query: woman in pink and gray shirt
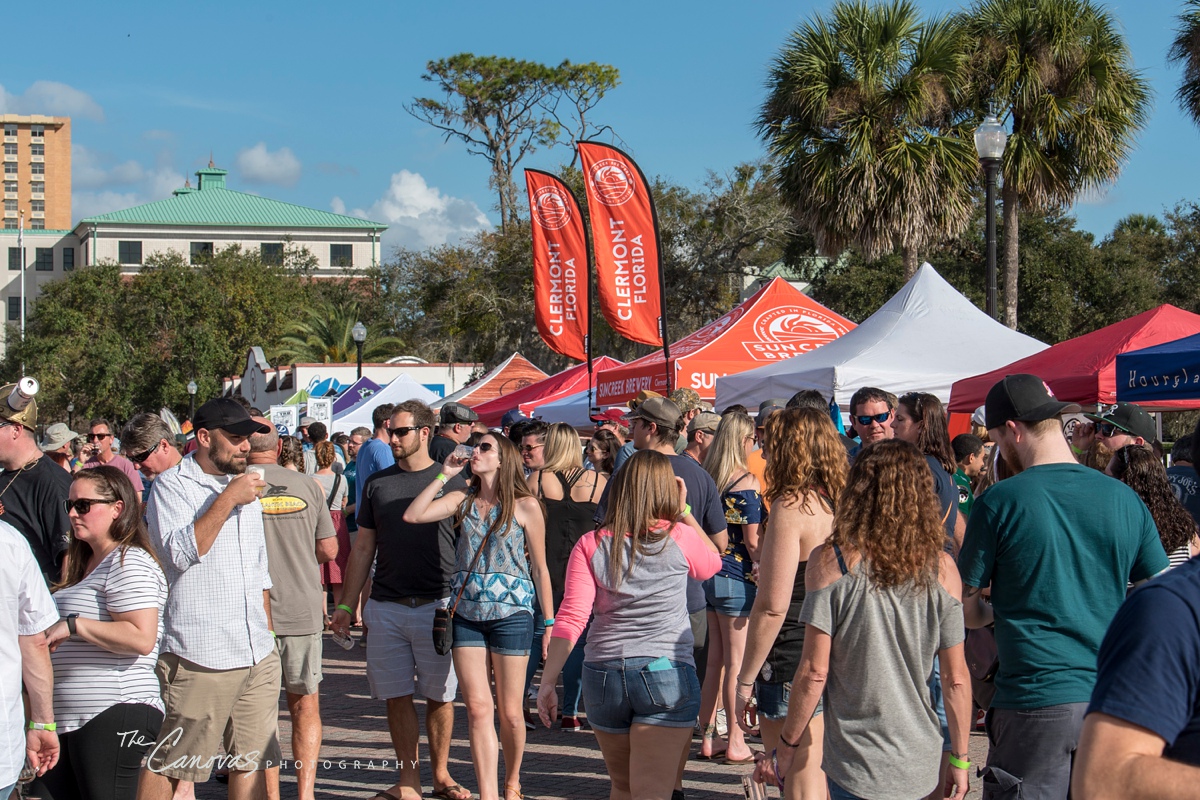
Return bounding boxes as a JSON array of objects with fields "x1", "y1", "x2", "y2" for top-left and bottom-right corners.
[{"x1": 537, "y1": 450, "x2": 721, "y2": 799}]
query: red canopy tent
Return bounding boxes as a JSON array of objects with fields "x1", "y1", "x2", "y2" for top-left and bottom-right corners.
[
  {"x1": 949, "y1": 305, "x2": 1200, "y2": 413},
  {"x1": 468, "y1": 356, "x2": 624, "y2": 428},
  {"x1": 595, "y1": 278, "x2": 855, "y2": 404}
]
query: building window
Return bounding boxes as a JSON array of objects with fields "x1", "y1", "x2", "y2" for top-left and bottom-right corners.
[
  {"x1": 62, "y1": 247, "x2": 74, "y2": 271},
  {"x1": 34, "y1": 248, "x2": 52, "y2": 271},
  {"x1": 29, "y1": 220, "x2": 43, "y2": 230},
  {"x1": 330, "y1": 244, "x2": 353, "y2": 267},
  {"x1": 2, "y1": 144, "x2": 15, "y2": 156},
  {"x1": 3, "y1": 201, "x2": 14, "y2": 213},
  {"x1": 190, "y1": 242, "x2": 214, "y2": 263},
  {"x1": 30, "y1": 144, "x2": 43, "y2": 157},
  {"x1": 30, "y1": 163, "x2": 44, "y2": 175},
  {"x1": 30, "y1": 201, "x2": 43, "y2": 212},
  {"x1": 2, "y1": 125, "x2": 15, "y2": 137},
  {"x1": 30, "y1": 182, "x2": 43, "y2": 194},
  {"x1": 260, "y1": 243, "x2": 284, "y2": 265},
  {"x1": 7, "y1": 298, "x2": 18, "y2": 322},
  {"x1": 8, "y1": 248, "x2": 21, "y2": 271},
  {"x1": 30, "y1": 125, "x2": 43, "y2": 138},
  {"x1": 3, "y1": 182, "x2": 14, "y2": 194},
  {"x1": 118, "y1": 241, "x2": 143, "y2": 265},
  {"x1": 3, "y1": 164, "x2": 15, "y2": 175}
]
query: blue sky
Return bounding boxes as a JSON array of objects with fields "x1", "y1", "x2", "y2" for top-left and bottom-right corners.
[{"x1": 3, "y1": 0, "x2": 1195, "y2": 254}]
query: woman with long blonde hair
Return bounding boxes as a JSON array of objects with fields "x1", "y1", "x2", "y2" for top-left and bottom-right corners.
[
  {"x1": 537, "y1": 450, "x2": 721, "y2": 799},
  {"x1": 734, "y1": 407, "x2": 848, "y2": 798},
  {"x1": 405, "y1": 433, "x2": 555, "y2": 800},
  {"x1": 526, "y1": 422, "x2": 607, "y2": 731},
  {"x1": 764, "y1": 441, "x2": 972, "y2": 800},
  {"x1": 696, "y1": 411, "x2": 763, "y2": 763}
]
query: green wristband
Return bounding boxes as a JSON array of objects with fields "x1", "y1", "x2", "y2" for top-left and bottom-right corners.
[
  {"x1": 436, "y1": 472, "x2": 449, "y2": 483},
  {"x1": 336, "y1": 603, "x2": 355, "y2": 615},
  {"x1": 948, "y1": 753, "x2": 970, "y2": 770},
  {"x1": 683, "y1": 503, "x2": 692, "y2": 517},
  {"x1": 28, "y1": 721, "x2": 56, "y2": 731}
]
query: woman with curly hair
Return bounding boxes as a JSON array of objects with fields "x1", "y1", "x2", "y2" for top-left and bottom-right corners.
[
  {"x1": 765, "y1": 440, "x2": 972, "y2": 800},
  {"x1": 734, "y1": 407, "x2": 848, "y2": 799},
  {"x1": 279, "y1": 436, "x2": 305, "y2": 471},
  {"x1": 1109, "y1": 445, "x2": 1199, "y2": 569}
]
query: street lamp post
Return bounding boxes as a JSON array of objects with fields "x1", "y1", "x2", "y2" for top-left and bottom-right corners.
[
  {"x1": 67, "y1": 402, "x2": 74, "y2": 430},
  {"x1": 187, "y1": 380, "x2": 197, "y2": 422},
  {"x1": 351, "y1": 322, "x2": 367, "y2": 380},
  {"x1": 974, "y1": 112, "x2": 1008, "y2": 322}
]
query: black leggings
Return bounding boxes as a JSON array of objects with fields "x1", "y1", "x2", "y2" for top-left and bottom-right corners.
[{"x1": 28, "y1": 702, "x2": 163, "y2": 800}]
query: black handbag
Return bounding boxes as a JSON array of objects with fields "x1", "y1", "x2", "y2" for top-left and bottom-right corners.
[{"x1": 433, "y1": 517, "x2": 493, "y2": 656}]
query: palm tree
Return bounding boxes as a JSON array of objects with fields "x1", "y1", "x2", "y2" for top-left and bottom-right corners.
[
  {"x1": 1169, "y1": 0, "x2": 1200, "y2": 126},
  {"x1": 272, "y1": 304, "x2": 404, "y2": 365},
  {"x1": 963, "y1": 0, "x2": 1150, "y2": 328},
  {"x1": 758, "y1": 0, "x2": 980, "y2": 279}
]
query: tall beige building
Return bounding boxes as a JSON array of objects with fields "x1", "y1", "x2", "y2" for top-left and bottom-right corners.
[{"x1": 1, "y1": 115, "x2": 71, "y2": 231}]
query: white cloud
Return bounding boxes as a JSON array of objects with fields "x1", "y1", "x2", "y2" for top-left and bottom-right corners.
[
  {"x1": 341, "y1": 170, "x2": 491, "y2": 251},
  {"x1": 71, "y1": 144, "x2": 184, "y2": 220},
  {"x1": 236, "y1": 142, "x2": 301, "y2": 187},
  {"x1": 0, "y1": 81, "x2": 104, "y2": 121}
]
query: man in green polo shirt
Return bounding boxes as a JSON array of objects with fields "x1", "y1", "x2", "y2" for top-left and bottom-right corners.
[
  {"x1": 951, "y1": 433, "x2": 986, "y2": 518},
  {"x1": 958, "y1": 374, "x2": 1169, "y2": 800}
]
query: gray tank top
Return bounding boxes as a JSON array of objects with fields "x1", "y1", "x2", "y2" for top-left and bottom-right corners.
[{"x1": 799, "y1": 545, "x2": 964, "y2": 799}]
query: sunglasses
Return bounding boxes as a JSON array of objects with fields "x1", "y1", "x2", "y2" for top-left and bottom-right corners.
[
  {"x1": 66, "y1": 497, "x2": 114, "y2": 514},
  {"x1": 387, "y1": 425, "x2": 427, "y2": 438},
  {"x1": 854, "y1": 412, "x2": 891, "y2": 426},
  {"x1": 519, "y1": 443, "x2": 543, "y2": 454},
  {"x1": 1095, "y1": 422, "x2": 1123, "y2": 438},
  {"x1": 128, "y1": 441, "x2": 161, "y2": 465},
  {"x1": 86, "y1": 433, "x2": 112, "y2": 441},
  {"x1": 476, "y1": 442, "x2": 495, "y2": 453}
]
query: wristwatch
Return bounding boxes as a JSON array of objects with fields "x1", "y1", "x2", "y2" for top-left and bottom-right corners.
[{"x1": 65, "y1": 613, "x2": 79, "y2": 638}]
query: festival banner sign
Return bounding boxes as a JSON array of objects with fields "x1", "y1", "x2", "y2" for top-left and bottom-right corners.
[
  {"x1": 526, "y1": 170, "x2": 589, "y2": 362},
  {"x1": 577, "y1": 141, "x2": 664, "y2": 347}
]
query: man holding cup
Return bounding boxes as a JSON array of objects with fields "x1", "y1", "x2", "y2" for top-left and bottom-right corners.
[{"x1": 137, "y1": 398, "x2": 282, "y2": 800}]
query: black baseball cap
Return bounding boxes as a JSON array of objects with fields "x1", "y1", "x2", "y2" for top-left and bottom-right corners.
[
  {"x1": 1085, "y1": 402, "x2": 1156, "y2": 443},
  {"x1": 193, "y1": 398, "x2": 272, "y2": 436},
  {"x1": 984, "y1": 374, "x2": 1081, "y2": 430}
]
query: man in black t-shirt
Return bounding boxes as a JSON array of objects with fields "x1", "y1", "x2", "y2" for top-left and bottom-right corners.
[
  {"x1": 330, "y1": 400, "x2": 471, "y2": 800},
  {"x1": 1165, "y1": 434, "x2": 1200, "y2": 527},
  {"x1": 0, "y1": 382, "x2": 71, "y2": 582},
  {"x1": 428, "y1": 402, "x2": 477, "y2": 464}
]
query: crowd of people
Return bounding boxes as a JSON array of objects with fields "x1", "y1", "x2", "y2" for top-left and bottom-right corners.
[{"x1": 2, "y1": 373, "x2": 1199, "y2": 800}]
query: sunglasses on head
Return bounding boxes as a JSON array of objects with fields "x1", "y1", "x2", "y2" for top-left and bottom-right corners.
[
  {"x1": 86, "y1": 433, "x2": 112, "y2": 441},
  {"x1": 854, "y1": 412, "x2": 891, "y2": 426},
  {"x1": 66, "y1": 497, "x2": 113, "y2": 514},
  {"x1": 387, "y1": 425, "x2": 427, "y2": 438},
  {"x1": 128, "y1": 441, "x2": 161, "y2": 465}
]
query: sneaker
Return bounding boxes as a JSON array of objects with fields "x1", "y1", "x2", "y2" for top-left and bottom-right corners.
[
  {"x1": 716, "y1": 707, "x2": 728, "y2": 737},
  {"x1": 671, "y1": 791, "x2": 686, "y2": 800},
  {"x1": 560, "y1": 715, "x2": 590, "y2": 732}
]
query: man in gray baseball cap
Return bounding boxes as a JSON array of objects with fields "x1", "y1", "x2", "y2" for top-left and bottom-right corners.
[{"x1": 429, "y1": 402, "x2": 478, "y2": 464}]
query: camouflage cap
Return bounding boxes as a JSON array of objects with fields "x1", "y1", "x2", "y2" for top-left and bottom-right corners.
[{"x1": 668, "y1": 387, "x2": 702, "y2": 415}]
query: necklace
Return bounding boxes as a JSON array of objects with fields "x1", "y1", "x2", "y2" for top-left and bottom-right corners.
[{"x1": 0, "y1": 456, "x2": 40, "y2": 516}]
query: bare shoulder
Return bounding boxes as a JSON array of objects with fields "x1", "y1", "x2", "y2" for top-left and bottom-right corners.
[
  {"x1": 937, "y1": 551, "x2": 963, "y2": 596},
  {"x1": 730, "y1": 472, "x2": 760, "y2": 492},
  {"x1": 804, "y1": 543, "x2": 846, "y2": 591}
]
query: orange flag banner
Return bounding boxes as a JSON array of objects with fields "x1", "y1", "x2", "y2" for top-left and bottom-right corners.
[
  {"x1": 577, "y1": 141, "x2": 664, "y2": 347},
  {"x1": 526, "y1": 170, "x2": 589, "y2": 361}
]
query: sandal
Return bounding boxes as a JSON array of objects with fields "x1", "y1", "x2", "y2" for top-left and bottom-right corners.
[
  {"x1": 696, "y1": 723, "x2": 726, "y2": 761},
  {"x1": 431, "y1": 786, "x2": 472, "y2": 800},
  {"x1": 505, "y1": 785, "x2": 524, "y2": 799}
]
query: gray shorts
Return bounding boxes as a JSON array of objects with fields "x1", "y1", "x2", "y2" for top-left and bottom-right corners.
[
  {"x1": 276, "y1": 633, "x2": 323, "y2": 695},
  {"x1": 363, "y1": 598, "x2": 458, "y2": 702},
  {"x1": 982, "y1": 703, "x2": 1088, "y2": 800}
]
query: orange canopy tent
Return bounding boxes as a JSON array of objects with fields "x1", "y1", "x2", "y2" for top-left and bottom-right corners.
[
  {"x1": 468, "y1": 356, "x2": 624, "y2": 427},
  {"x1": 433, "y1": 353, "x2": 548, "y2": 409},
  {"x1": 595, "y1": 278, "x2": 855, "y2": 404}
]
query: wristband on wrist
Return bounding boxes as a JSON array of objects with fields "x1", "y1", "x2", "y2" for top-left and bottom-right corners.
[
  {"x1": 65, "y1": 613, "x2": 78, "y2": 637},
  {"x1": 948, "y1": 753, "x2": 971, "y2": 770},
  {"x1": 780, "y1": 732, "x2": 801, "y2": 748},
  {"x1": 543, "y1": 617, "x2": 555, "y2": 626},
  {"x1": 436, "y1": 472, "x2": 449, "y2": 484},
  {"x1": 683, "y1": 503, "x2": 692, "y2": 517},
  {"x1": 28, "y1": 721, "x2": 56, "y2": 731},
  {"x1": 336, "y1": 603, "x2": 355, "y2": 615},
  {"x1": 270, "y1": 631, "x2": 276, "y2": 638}
]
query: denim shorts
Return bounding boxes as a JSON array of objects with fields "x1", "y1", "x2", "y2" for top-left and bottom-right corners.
[
  {"x1": 703, "y1": 574, "x2": 757, "y2": 617},
  {"x1": 452, "y1": 610, "x2": 534, "y2": 656},
  {"x1": 755, "y1": 679, "x2": 823, "y2": 721},
  {"x1": 582, "y1": 657, "x2": 701, "y2": 733}
]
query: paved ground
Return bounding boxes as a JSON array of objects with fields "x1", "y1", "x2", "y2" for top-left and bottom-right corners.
[{"x1": 193, "y1": 633, "x2": 989, "y2": 799}]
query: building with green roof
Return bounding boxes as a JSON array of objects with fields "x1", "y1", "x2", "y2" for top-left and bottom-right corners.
[{"x1": 71, "y1": 163, "x2": 387, "y2": 275}]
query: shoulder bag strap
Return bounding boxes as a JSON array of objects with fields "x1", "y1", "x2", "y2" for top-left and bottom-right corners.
[
  {"x1": 449, "y1": 503, "x2": 494, "y2": 619},
  {"x1": 325, "y1": 474, "x2": 341, "y2": 510}
]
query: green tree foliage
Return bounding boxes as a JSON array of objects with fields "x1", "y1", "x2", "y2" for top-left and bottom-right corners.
[
  {"x1": 273, "y1": 303, "x2": 403, "y2": 365},
  {"x1": 962, "y1": 0, "x2": 1150, "y2": 328},
  {"x1": 758, "y1": 0, "x2": 980, "y2": 279},
  {"x1": 406, "y1": 54, "x2": 620, "y2": 233},
  {"x1": 1169, "y1": 0, "x2": 1200, "y2": 128}
]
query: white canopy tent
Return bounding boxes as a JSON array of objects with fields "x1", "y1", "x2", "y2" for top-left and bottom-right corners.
[
  {"x1": 332, "y1": 374, "x2": 439, "y2": 431},
  {"x1": 716, "y1": 263, "x2": 1048, "y2": 409},
  {"x1": 526, "y1": 389, "x2": 626, "y2": 429}
]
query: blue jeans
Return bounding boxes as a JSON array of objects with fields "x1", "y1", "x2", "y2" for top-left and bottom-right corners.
[
  {"x1": 562, "y1": 621, "x2": 589, "y2": 716},
  {"x1": 453, "y1": 610, "x2": 534, "y2": 656},
  {"x1": 525, "y1": 611, "x2": 546, "y2": 692},
  {"x1": 582, "y1": 657, "x2": 701, "y2": 733},
  {"x1": 0, "y1": 782, "x2": 13, "y2": 800},
  {"x1": 827, "y1": 779, "x2": 865, "y2": 800}
]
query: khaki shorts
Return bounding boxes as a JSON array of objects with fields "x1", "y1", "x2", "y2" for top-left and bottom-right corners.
[
  {"x1": 277, "y1": 632, "x2": 323, "y2": 695},
  {"x1": 147, "y1": 650, "x2": 283, "y2": 782}
]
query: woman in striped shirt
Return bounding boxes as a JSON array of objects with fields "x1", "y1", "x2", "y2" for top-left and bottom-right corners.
[{"x1": 30, "y1": 466, "x2": 167, "y2": 800}]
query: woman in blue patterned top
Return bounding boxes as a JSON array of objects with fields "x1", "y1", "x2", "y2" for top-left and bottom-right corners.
[
  {"x1": 406, "y1": 433, "x2": 554, "y2": 800},
  {"x1": 697, "y1": 411, "x2": 764, "y2": 763}
]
